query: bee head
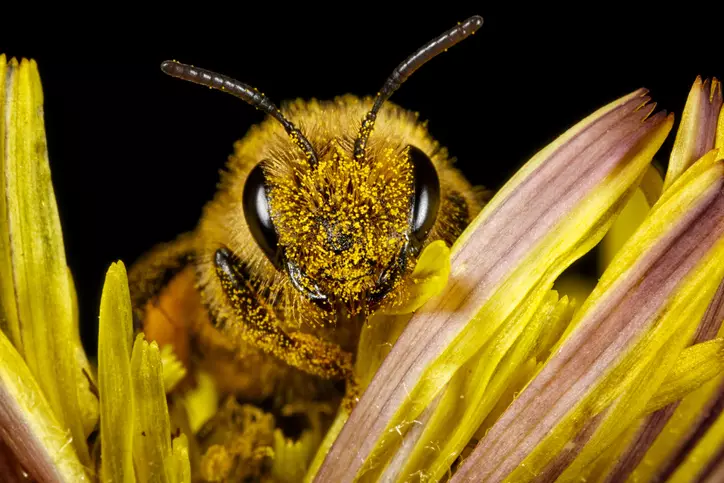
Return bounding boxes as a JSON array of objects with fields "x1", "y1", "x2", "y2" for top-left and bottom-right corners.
[
  {"x1": 243, "y1": 139, "x2": 440, "y2": 314},
  {"x1": 160, "y1": 15, "x2": 481, "y2": 315}
]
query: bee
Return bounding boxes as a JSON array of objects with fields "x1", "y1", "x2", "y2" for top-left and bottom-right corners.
[{"x1": 128, "y1": 15, "x2": 487, "y2": 480}]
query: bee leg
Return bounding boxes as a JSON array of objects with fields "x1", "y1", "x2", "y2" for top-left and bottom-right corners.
[
  {"x1": 128, "y1": 235, "x2": 318, "y2": 402},
  {"x1": 213, "y1": 248, "x2": 355, "y2": 384}
]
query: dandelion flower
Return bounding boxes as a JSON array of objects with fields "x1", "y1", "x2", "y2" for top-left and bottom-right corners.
[{"x1": 2, "y1": 51, "x2": 723, "y2": 483}]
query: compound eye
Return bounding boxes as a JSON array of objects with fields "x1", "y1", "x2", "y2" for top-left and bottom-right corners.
[
  {"x1": 242, "y1": 162, "x2": 283, "y2": 270},
  {"x1": 408, "y1": 145, "x2": 440, "y2": 250}
]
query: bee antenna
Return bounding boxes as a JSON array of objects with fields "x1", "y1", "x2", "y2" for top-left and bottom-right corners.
[
  {"x1": 353, "y1": 15, "x2": 483, "y2": 161},
  {"x1": 160, "y1": 60, "x2": 319, "y2": 167}
]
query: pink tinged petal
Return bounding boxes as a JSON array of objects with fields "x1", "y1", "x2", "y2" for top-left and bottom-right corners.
[
  {"x1": 0, "y1": 439, "x2": 32, "y2": 483},
  {"x1": 314, "y1": 89, "x2": 673, "y2": 481},
  {"x1": 378, "y1": 388, "x2": 446, "y2": 482},
  {"x1": 0, "y1": 330, "x2": 89, "y2": 482},
  {"x1": 718, "y1": 92, "x2": 724, "y2": 149},
  {"x1": 603, "y1": 280, "x2": 724, "y2": 481},
  {"x1": 703, "y1": 456, "x2": 724, "y2": 483},
  {"x1": 532, "y1": 414, "x2": 603, "y2": 483},
  {"x1": 661, "y1": 382, "x2": 724, "y2": 480},
  {"x1": 601, "y1": 405, "x2": 679, "y2": 481},
  {"x1": 664, "y1": 77, "x2": 723, "y2": 191},
  {"x1": 0, "y1": 387, "x2": 69, "y2": 483},
  {"x1": 452, "y1": 160, "x2": 724, "y2": 482}
]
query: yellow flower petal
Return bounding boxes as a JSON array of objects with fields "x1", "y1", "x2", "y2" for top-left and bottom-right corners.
[
  {"x1": 131, "y1": 333, "x2": 173, "y2": 483},
  {"x1": 382, "y1": 240, "x2": 450, "y2": 315},
  {"x1": 98, "y1": 262, "x2": 135, "y2": 483},
  {"x1": 640, "y1": 162, "x2": 665, "y2": 206},
  {"x1": 598, "y1": 188, "x2": 652, "y2": 271},
  {"x1": 160, "y1": 344, "x2": 187, "y2": 394},
  {"x1": 572, "y1": 337, "x2": 724, "y2": 481},
  {"x1": 0, "y1": 54, "x2": 90, "y2": 465},
  {"x1": 272, "y1": 429, "x2": 314, "y2": 483},
  {"x1": 271, "y1": 404, "x2": 328, "y2": 483},
  {"x1": 181, "y1": 370, "x2": 219, "y2": 434},
  {"x1": 0, "y1": 54, "x2": 22, "y2": 350},
  {"x1": 0, "y1": 328, "x2": 89, "y2": 481},
  {"x1": 598, "y1": 164, "x2": 664, "y2": 273},
  {"x1": 664, "y1": 76, "x2": 722, "y2": 191},
  {"x1": 628, "y1": 281, "x2": 724, "y2": 481},
  {"x1": 582, "y1": 129, "x2": 724, "y2": 483},
  {"x1": 668, "y1": 407, "x2": 724, "y2": 482},
  {"x1": 578, "y1": 423, "x2": 641, "y2": 481},
  {"x1": 718, "y1": 95, "x2": 724, "y2": 149},
  {"x1": 575, "y1": 218, "x2": 724, "y2": 481},
  {"x1": 99, "y1": 264, "x2": 192, "y2": 483},
  {"x1": 477, "y1": 358, "x2": 539, "y2": 438},
  {"x1": 170, "y1": 434, "x2": 191, "y2": 483},
  {"x1": 643, "y1": 338, "x2": 724, "y2": 414},
  {"x1": 562, "y1": 336, "x2": 724, "y2": 481}
]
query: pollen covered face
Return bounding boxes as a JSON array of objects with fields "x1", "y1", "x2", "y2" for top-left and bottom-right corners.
[{"x1": 266, "y1": 141, "x2": 414, "y2": 313}]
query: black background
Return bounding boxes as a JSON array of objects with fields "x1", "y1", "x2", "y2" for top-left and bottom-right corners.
[{"x1": 3, "y1": 8, "x2": 722, "y2": 357}]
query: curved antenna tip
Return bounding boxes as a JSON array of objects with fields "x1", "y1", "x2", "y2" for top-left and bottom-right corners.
[
  {"x1": 157, "y1": 58, "x2": 319, "y2": 166},
  {"x1": 464, "y1": 15, "x2": 484, "y2": 33},
  {"x1": 160, "y1": 60, "x2": 179, "y2": 75},
  {"x1": 352, "y1": 15, "x2": 485, "y2": 161}
]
